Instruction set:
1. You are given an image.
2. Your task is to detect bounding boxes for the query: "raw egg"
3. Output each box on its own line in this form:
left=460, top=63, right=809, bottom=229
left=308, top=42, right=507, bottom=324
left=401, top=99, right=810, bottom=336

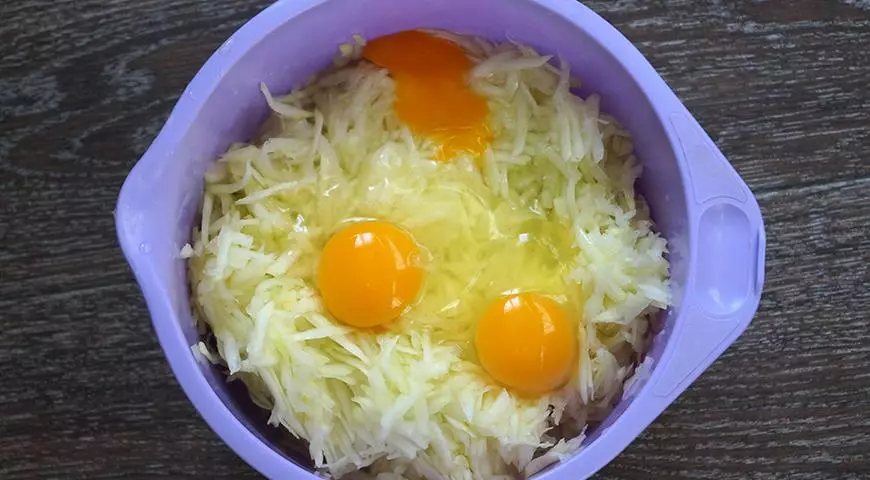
left=475, top=293, right=577, bottom=395
left=318, top=221, right=423, bottom=328
left=362, top=30, right=490, bottom=161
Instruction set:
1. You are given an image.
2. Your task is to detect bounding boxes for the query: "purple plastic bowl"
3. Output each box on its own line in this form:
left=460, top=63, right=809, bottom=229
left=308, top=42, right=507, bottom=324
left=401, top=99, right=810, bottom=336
left=116, top=0, right=765, bottom=478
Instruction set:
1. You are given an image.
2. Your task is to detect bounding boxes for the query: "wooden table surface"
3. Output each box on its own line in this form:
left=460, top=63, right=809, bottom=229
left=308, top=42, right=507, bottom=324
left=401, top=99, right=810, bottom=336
left=2, top=0, right=869, bottom=478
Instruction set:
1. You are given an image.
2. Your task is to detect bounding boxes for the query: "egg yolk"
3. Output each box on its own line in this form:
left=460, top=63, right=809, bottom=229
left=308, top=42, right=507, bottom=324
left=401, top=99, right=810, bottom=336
left=362, top=30, right=490, bottom=161
left=475, top=293, right=577, bottom=396
left=318, top=221, right=423, bottom=328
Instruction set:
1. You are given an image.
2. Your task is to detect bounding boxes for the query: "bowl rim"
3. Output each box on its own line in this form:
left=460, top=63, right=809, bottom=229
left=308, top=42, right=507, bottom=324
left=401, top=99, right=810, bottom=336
left=116, top=0, right=765, bottom=478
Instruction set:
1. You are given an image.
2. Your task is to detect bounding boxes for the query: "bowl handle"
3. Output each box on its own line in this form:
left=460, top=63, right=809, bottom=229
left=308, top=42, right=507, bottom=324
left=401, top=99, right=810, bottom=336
left=651, top=109, right=766, bottom=399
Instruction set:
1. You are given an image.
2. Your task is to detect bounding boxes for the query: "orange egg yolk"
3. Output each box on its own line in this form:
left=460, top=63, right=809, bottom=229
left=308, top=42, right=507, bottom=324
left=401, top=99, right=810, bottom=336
left=318, top=221, right=423, bottom=328
left=362, top=30, right=490, bottom=161
left=475, top=293, right=577, bottom=396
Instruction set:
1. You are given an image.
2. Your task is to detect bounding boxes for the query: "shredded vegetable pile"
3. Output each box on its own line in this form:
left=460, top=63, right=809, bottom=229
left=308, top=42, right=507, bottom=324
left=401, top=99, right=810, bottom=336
left=185, top=31, right=670, bottom=479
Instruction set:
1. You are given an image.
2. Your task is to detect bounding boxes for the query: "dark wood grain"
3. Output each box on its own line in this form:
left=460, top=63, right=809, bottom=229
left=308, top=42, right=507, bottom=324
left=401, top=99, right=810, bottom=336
left=1, top=0, right=868, bottom=479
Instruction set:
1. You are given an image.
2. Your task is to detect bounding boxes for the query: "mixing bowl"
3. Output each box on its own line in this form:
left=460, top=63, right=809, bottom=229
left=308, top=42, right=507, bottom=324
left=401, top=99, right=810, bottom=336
left=116, top=0, right=766, bottom=477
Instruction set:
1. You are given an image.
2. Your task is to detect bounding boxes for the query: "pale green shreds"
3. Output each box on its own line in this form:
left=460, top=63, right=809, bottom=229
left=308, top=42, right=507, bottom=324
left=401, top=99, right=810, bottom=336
left=184, top=31, right=670, bottom=480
